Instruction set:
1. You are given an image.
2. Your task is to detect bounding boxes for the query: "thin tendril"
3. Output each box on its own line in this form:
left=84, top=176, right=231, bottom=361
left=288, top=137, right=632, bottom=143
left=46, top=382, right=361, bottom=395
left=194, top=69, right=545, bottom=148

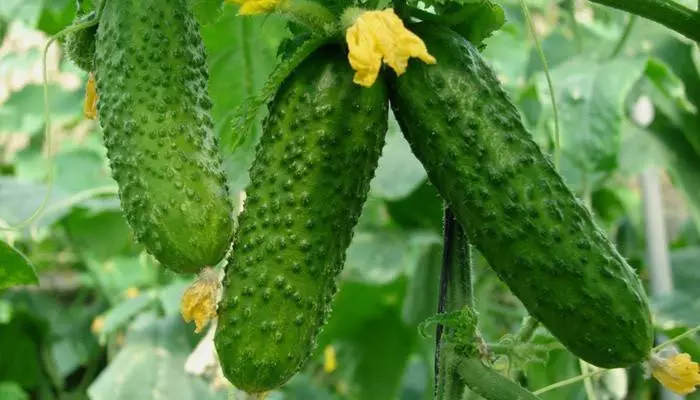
left=609, top=14, right=637, bottom=59
left=520, top=0, right=561, bottom=171
left=579, top=360, right=599, bottom=400
left=0, top=13, right=100, bottom=232
left=534, top=369, right=603, bottom=395
left=653, top=324, right=700, bottom=351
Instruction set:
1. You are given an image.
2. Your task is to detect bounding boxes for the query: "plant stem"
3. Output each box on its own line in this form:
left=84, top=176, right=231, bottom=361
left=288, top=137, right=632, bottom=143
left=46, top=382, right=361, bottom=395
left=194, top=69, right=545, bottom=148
left=456, top=358, right=541, bottom=400
left=588, top=0, right=700, bottom=42
left=608, top=14, right=637, bottom=59
left=534, top=370, right=603, bottom=395
left=514, top=316, right=539, bottom=343
left=564, top=0, right=583, bottom=52
left=521, top=0, right=561, bottom=172
left=435, top=207, right=472, bottom=399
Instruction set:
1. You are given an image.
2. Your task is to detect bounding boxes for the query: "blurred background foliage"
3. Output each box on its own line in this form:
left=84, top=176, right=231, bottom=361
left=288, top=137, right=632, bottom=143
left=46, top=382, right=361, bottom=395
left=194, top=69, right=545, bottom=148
left=0, top=0, right=699, bottom=399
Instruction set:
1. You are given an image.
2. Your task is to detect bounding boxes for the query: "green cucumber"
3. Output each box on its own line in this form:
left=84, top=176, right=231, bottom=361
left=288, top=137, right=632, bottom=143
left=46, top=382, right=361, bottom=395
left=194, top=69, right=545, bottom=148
left=387, top=23, right=653, bottom=368
left=64, top=10, right=98, bottom=72
left=94, top=0, right=233, bottom=274
left=215, top=45, right=389, bottom=393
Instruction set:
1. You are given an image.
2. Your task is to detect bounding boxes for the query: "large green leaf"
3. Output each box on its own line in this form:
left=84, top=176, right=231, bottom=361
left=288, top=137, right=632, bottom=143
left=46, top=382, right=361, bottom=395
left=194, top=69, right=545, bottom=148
left=36, top=0, right=74, bottom=35
left=0, top=84, right=82, bottom=135
left=0, top=177, right=119, bottom=233
left=401, top=243, right=442, bottom=327
left=83, top=255, right=158, bottom=304
left=482, top=23, right=530, bottom=92
left=344, top=303, right=417, bottom=399
left=370, top=112, right=427, bottom=201
left=0, top=240, right=38, bottom=290
left=535, top=57, right=647, bottom=185
left=96, top=292, right=157, bottom=341
left=3, top=290, right=103, bottom=382
left=385, top=180, right=443, bottom=232
left=0, top=310, right=49, bottom=389
left=202, top=5, right=287, bottom=195
left=343, top=229, right=440, bottom=284
left=88, top=313, right=226, bottom=400
left=318, top=280, right=406, bottom=351
left=62, top=209, right=136, bottom=260
left=53, top=149, right=114, bottom=194
left=320, top=279, right=416, bottom=400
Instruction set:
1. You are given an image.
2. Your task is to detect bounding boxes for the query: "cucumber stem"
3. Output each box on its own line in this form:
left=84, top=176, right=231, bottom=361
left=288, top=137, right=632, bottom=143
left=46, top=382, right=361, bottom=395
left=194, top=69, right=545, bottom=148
left=435, top=206, right=472, bottom=399
left=278, top=0, right=337, bottom=35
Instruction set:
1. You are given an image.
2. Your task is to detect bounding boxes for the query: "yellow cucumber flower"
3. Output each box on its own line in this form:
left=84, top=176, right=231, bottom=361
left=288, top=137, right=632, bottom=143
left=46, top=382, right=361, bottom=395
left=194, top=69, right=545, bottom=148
left=650, top=352, right=700, bottom=395
left=180, top=267, right=221, bottom=333
left=345, top=8, right=436, bottom=87
left=324, top=345, right=338, bottom=373
left=84, top=72, right=98, bottom=120
left=226, top=0, right=280, bottom=15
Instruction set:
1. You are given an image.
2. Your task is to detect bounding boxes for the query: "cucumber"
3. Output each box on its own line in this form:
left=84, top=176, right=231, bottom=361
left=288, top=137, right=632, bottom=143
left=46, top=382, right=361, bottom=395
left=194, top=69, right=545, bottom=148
left=215, top=45, right=389, bottom=393
left=387, top=23, right=653, bottom=368
left=64, top=10, right=98, bottom=72
left=94, top=0, right=234, bottom=274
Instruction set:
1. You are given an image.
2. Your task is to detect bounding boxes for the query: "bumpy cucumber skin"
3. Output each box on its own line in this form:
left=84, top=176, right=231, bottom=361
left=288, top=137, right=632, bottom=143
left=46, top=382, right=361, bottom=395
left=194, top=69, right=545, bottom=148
left=94, top=0, right=233, bottom=274
left=215, top=46, right=389, bottom=393
left=388, top=24, right=653, bottom=368
left=64, top=11, right=98, bottom=72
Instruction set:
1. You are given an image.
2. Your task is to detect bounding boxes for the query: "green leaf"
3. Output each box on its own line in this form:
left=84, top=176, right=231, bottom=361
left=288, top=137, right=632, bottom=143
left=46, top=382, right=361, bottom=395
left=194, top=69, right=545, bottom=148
left=0, top=311, right=48, bottom=389
left=482, top=23, right=530, bottom=92
left=3, top=290, right=103, bottom=381
left=0, top=0, right=43, bottom=27
left=448, top=0, right=506, bottom=46
left=370, top=112, right=427, bottom=200
left=83, top=255, right=158, bottom=303
left=385, top=180, right=443, bottom=232
left=344, top=229, right=440, bottom=284
left=536, top=57, right=647, bottom=185
left=88, top=313, right=226, bottom=400
left=36, top=0, right=75, bottom=36
left=645, top=58, right=697, bottom=120
left=0, top=241, right=38, bottom=289
left=669, top=247, right=700, bottom=297
left=96, top=292, right=157, bottom=340
left=189, top=0, right=224, bottom=26
left=54, top=149, right=114, bottom=194
left=0, top=382, right=29, bottom=400
left=345, top=302, right=417, bottom=399
left=62, top=209, right=135, bottom=260
left=202, top=6, right=287, bottom=195
left=643, top=110, right=700, bottom=234
left=401, top=243, right=441, bottom=327
left=157, top=280, right=190, bottom=317
left=0, top=177, right=119, bottom=233
left=0, top=84, right=83, bottom=135
left=652, top=291, right=700, bottom=328
left=617, top=118, right=665, bottom=176
left=318, top=280, right=406, bottom=350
